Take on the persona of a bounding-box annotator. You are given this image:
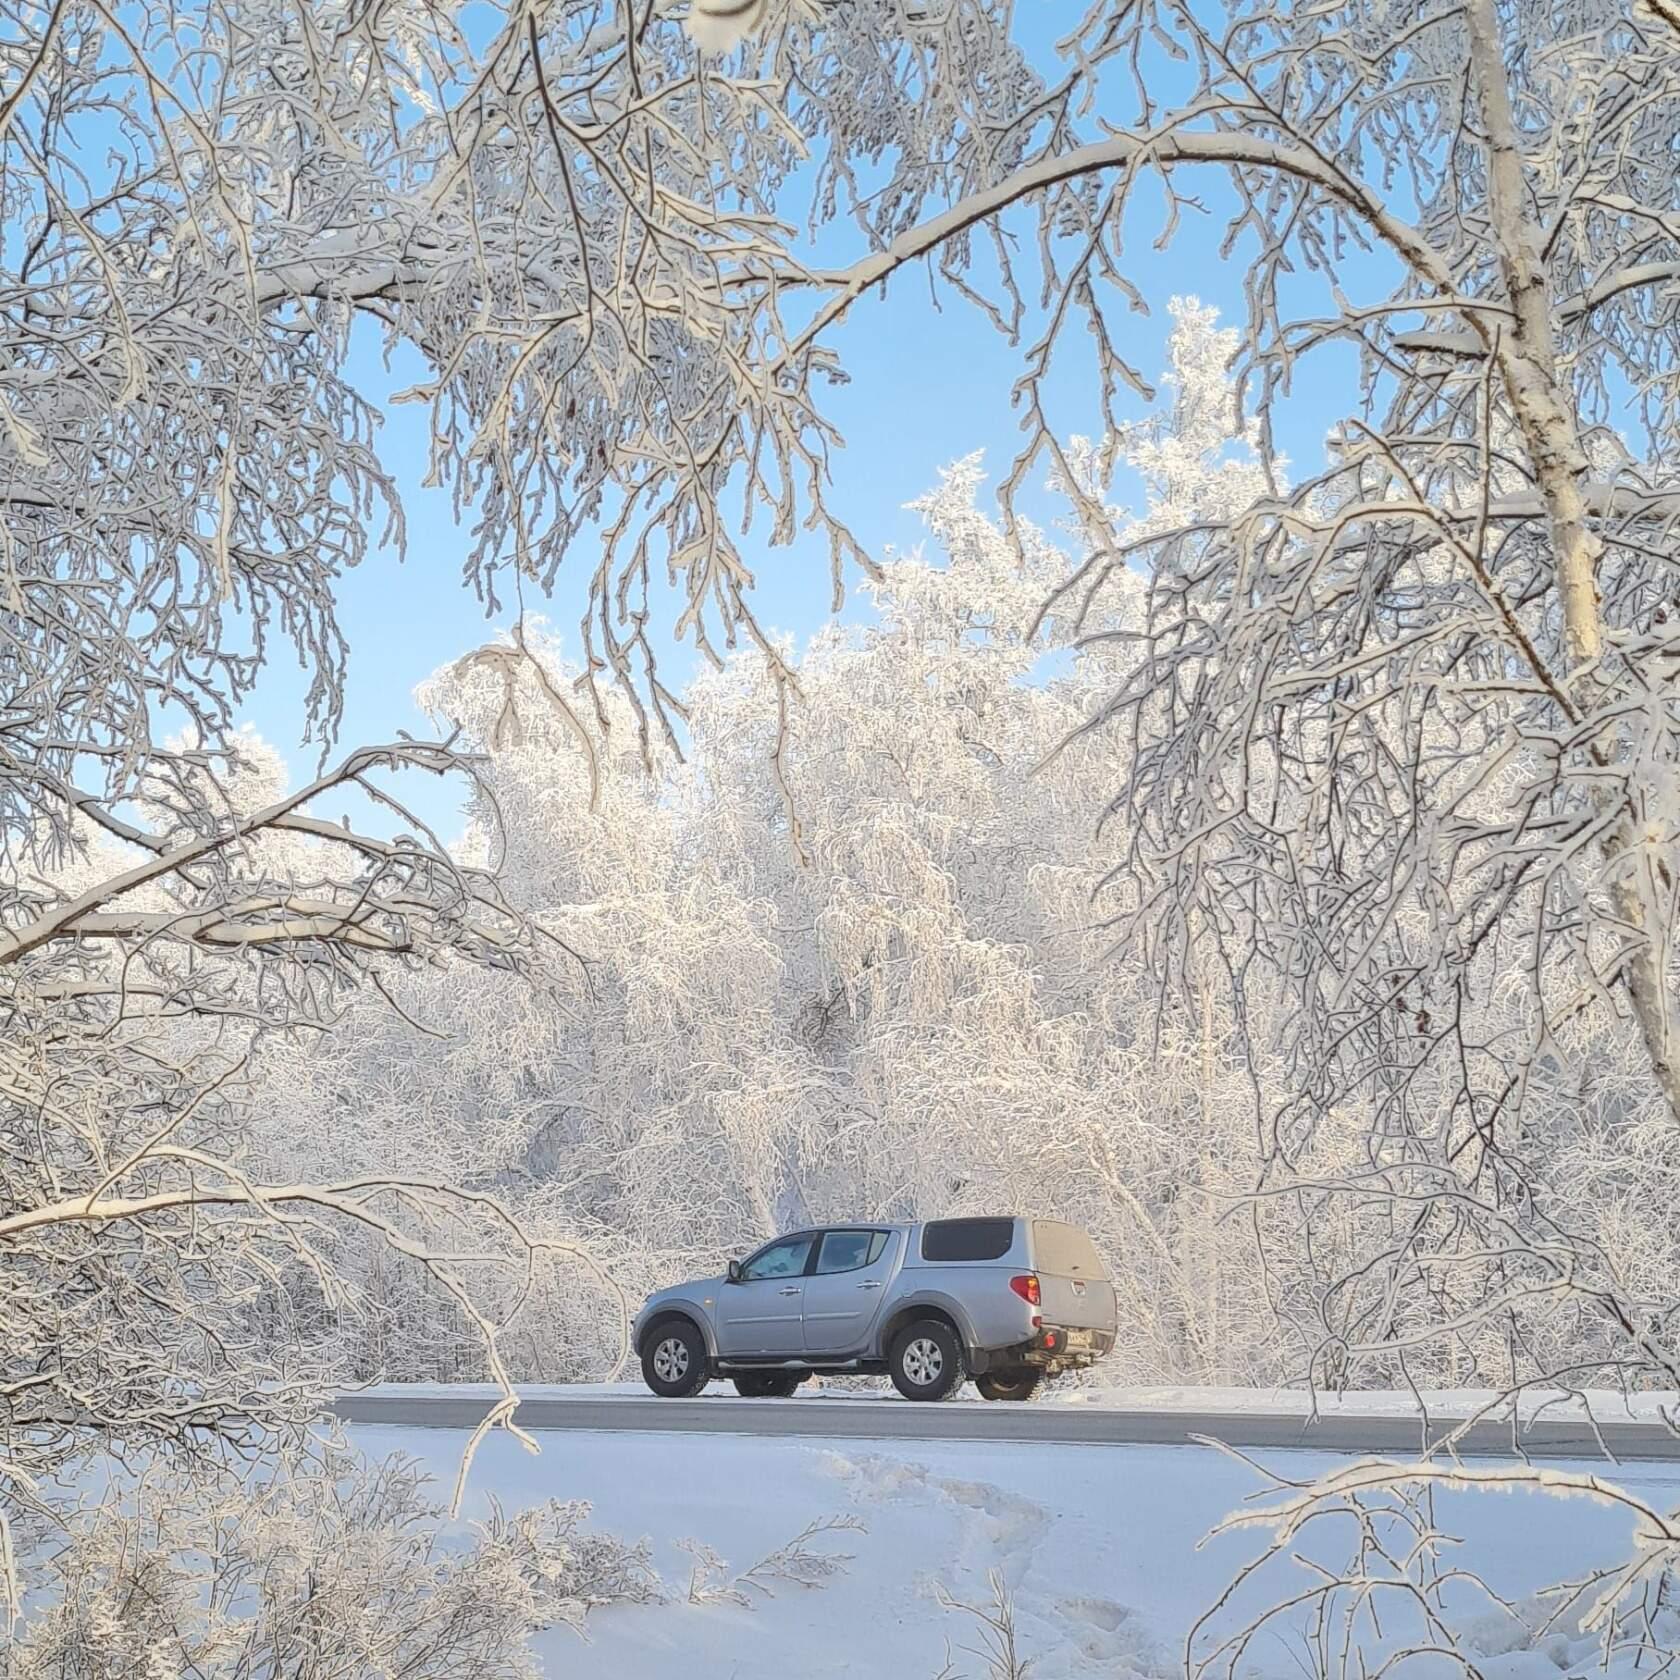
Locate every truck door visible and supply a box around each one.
[1030,1220,1117,1346]
[714,1233,815,1355]
[801,1229,896,1354]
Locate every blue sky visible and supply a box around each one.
[237,39,1376,842]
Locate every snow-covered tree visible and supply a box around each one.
[1011,1,1680,1668]
[0,0,1093,1634]
[268,301,1298,1389]
[1048,0,1680,1346]
[0,0,1086,758]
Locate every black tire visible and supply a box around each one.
[888,1318,968,1401]
[976,1368,1044,1403]
[732,1372,803,1398]
[640,1318,710,1398]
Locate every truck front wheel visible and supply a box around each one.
[641,1319,710,1397]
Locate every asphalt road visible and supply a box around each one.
[330,1391,1680,1462]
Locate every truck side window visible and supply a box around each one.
[814,1229,888,1274]
[740,1235,814,1280]
[920,1218,1014,1262]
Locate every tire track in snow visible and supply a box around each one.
[819,1449,1164,1676]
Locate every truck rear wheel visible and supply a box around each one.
[888,1318,967,1401]
[976,1368,1043,1402]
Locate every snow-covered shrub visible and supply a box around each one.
[1,1438,658,1679]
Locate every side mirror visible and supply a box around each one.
[726,1259,742,1284]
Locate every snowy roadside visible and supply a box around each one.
[342,1419,1680,1680]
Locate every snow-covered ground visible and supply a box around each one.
[343,1415,1680,1680]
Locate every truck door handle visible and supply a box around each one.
[778,1286,801,1296]
[858,1280,883,1290]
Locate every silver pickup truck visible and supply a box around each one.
[631,1216,1117,1401]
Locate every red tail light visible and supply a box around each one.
[1009,1274,1040,1306]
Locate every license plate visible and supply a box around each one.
[1064,1328,1094,1349]
[1072,1280,1086,1296]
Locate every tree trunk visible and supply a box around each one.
[1467,0,1680,1124]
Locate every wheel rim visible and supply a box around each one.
[652,1336,690,1383]
[903,1336,944,1386]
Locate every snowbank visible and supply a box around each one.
[341,1418,1680,1680]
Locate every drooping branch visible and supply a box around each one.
[776,128,1472,377]
[0,743,501,967]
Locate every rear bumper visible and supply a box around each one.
[993,1324,1115,1371]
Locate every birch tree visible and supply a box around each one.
[995,0,1680,1669]
[979,0,1680,1393]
